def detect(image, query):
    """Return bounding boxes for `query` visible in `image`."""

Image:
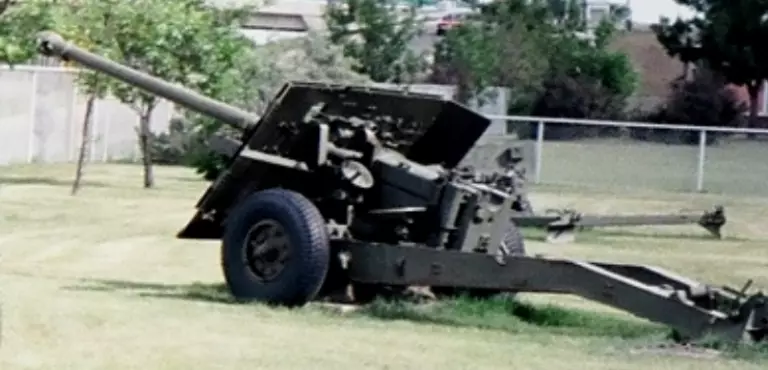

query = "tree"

[0,0,65,64]
[608,2,633,31]
[433,0,637,126]
[1,0,111,194]
[652,0,768,130]
[633,66,747,145]
[430,21,503,103]
[56,0,252,188]
[325,0,427,83]
[201,31,371,117]
[1,0,253,188]
[102,0,254,188]
[535,20,637,118]
[544,0,587,29]
[523,18,636,140]
[0,0,10,14]
[55,0,114,195]
[430,1,551,104]
[653,17,701,81]
[172,31,372,180]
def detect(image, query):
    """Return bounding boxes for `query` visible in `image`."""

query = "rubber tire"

[221,188,330,307]
[514,195,534,215]
[501,223,526,256]
[432,224,526,299]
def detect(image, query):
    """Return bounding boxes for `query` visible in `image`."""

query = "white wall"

[0,67,173,165]
[0,66,509,165]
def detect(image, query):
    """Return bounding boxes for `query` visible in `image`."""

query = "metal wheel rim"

[243,219,292,282]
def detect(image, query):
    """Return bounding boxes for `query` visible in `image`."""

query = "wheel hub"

[244,219,291,282]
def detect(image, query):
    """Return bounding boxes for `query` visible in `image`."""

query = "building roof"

[609,27,684,110]
[207,0,327,30]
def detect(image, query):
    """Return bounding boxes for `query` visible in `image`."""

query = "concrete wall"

[0,67,174,165]
[0,66,511,167]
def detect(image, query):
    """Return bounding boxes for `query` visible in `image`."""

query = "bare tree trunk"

[747,82,761,140]
[455,68,473,104]
[138,111,155,188]
[71,94,96,196]
[0,0,12,15]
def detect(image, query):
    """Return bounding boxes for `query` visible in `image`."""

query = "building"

[584,1,630,25]
[728,83,768,120]
[610,27,768,131]
[209,0,327,44]
[213,0,448,47]
[608,25,683,112]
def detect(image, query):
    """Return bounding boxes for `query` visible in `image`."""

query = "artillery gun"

[36,31,768,344]
[459,145,727,243]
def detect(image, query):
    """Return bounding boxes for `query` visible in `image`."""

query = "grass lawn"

[1,163,768,369]
[537,138,768,196]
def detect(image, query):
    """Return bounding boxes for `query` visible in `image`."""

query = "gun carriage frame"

[35,31,768,344]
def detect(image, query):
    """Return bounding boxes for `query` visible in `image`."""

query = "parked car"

[435,10,475,35]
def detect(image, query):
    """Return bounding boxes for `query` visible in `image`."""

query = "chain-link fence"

[500,116,768,196]
[4,66,768,197]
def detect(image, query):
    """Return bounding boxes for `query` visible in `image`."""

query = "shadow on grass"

[0,176,109,188]
[583,229,746,242]
[359,295,666,340]
[63,278,665,340]
[520,227,738,244]
[62,279,237,304]
[173,176,209,183]
[64,278,768,359]
[720,343,768,361]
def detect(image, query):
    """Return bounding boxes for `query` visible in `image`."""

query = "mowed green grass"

[538,138,768,196]
[1,163,768,369]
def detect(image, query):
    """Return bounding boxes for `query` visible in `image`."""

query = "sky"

[628,0,697,24]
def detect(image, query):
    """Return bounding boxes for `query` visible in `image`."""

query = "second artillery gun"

[459,145,726,243]
[36,31,768,344]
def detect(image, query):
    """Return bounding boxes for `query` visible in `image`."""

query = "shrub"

[631,67,747,145]
[149,117,230,180]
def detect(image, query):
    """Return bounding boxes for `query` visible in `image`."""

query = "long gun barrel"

[35,31,259,131]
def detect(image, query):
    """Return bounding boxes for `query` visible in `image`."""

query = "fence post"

[90,98,99,163]
[696,129,707,192]
[534,121,544,184]
[27,70,39,163]
[68,77,79,162]
[102,99,111,162]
